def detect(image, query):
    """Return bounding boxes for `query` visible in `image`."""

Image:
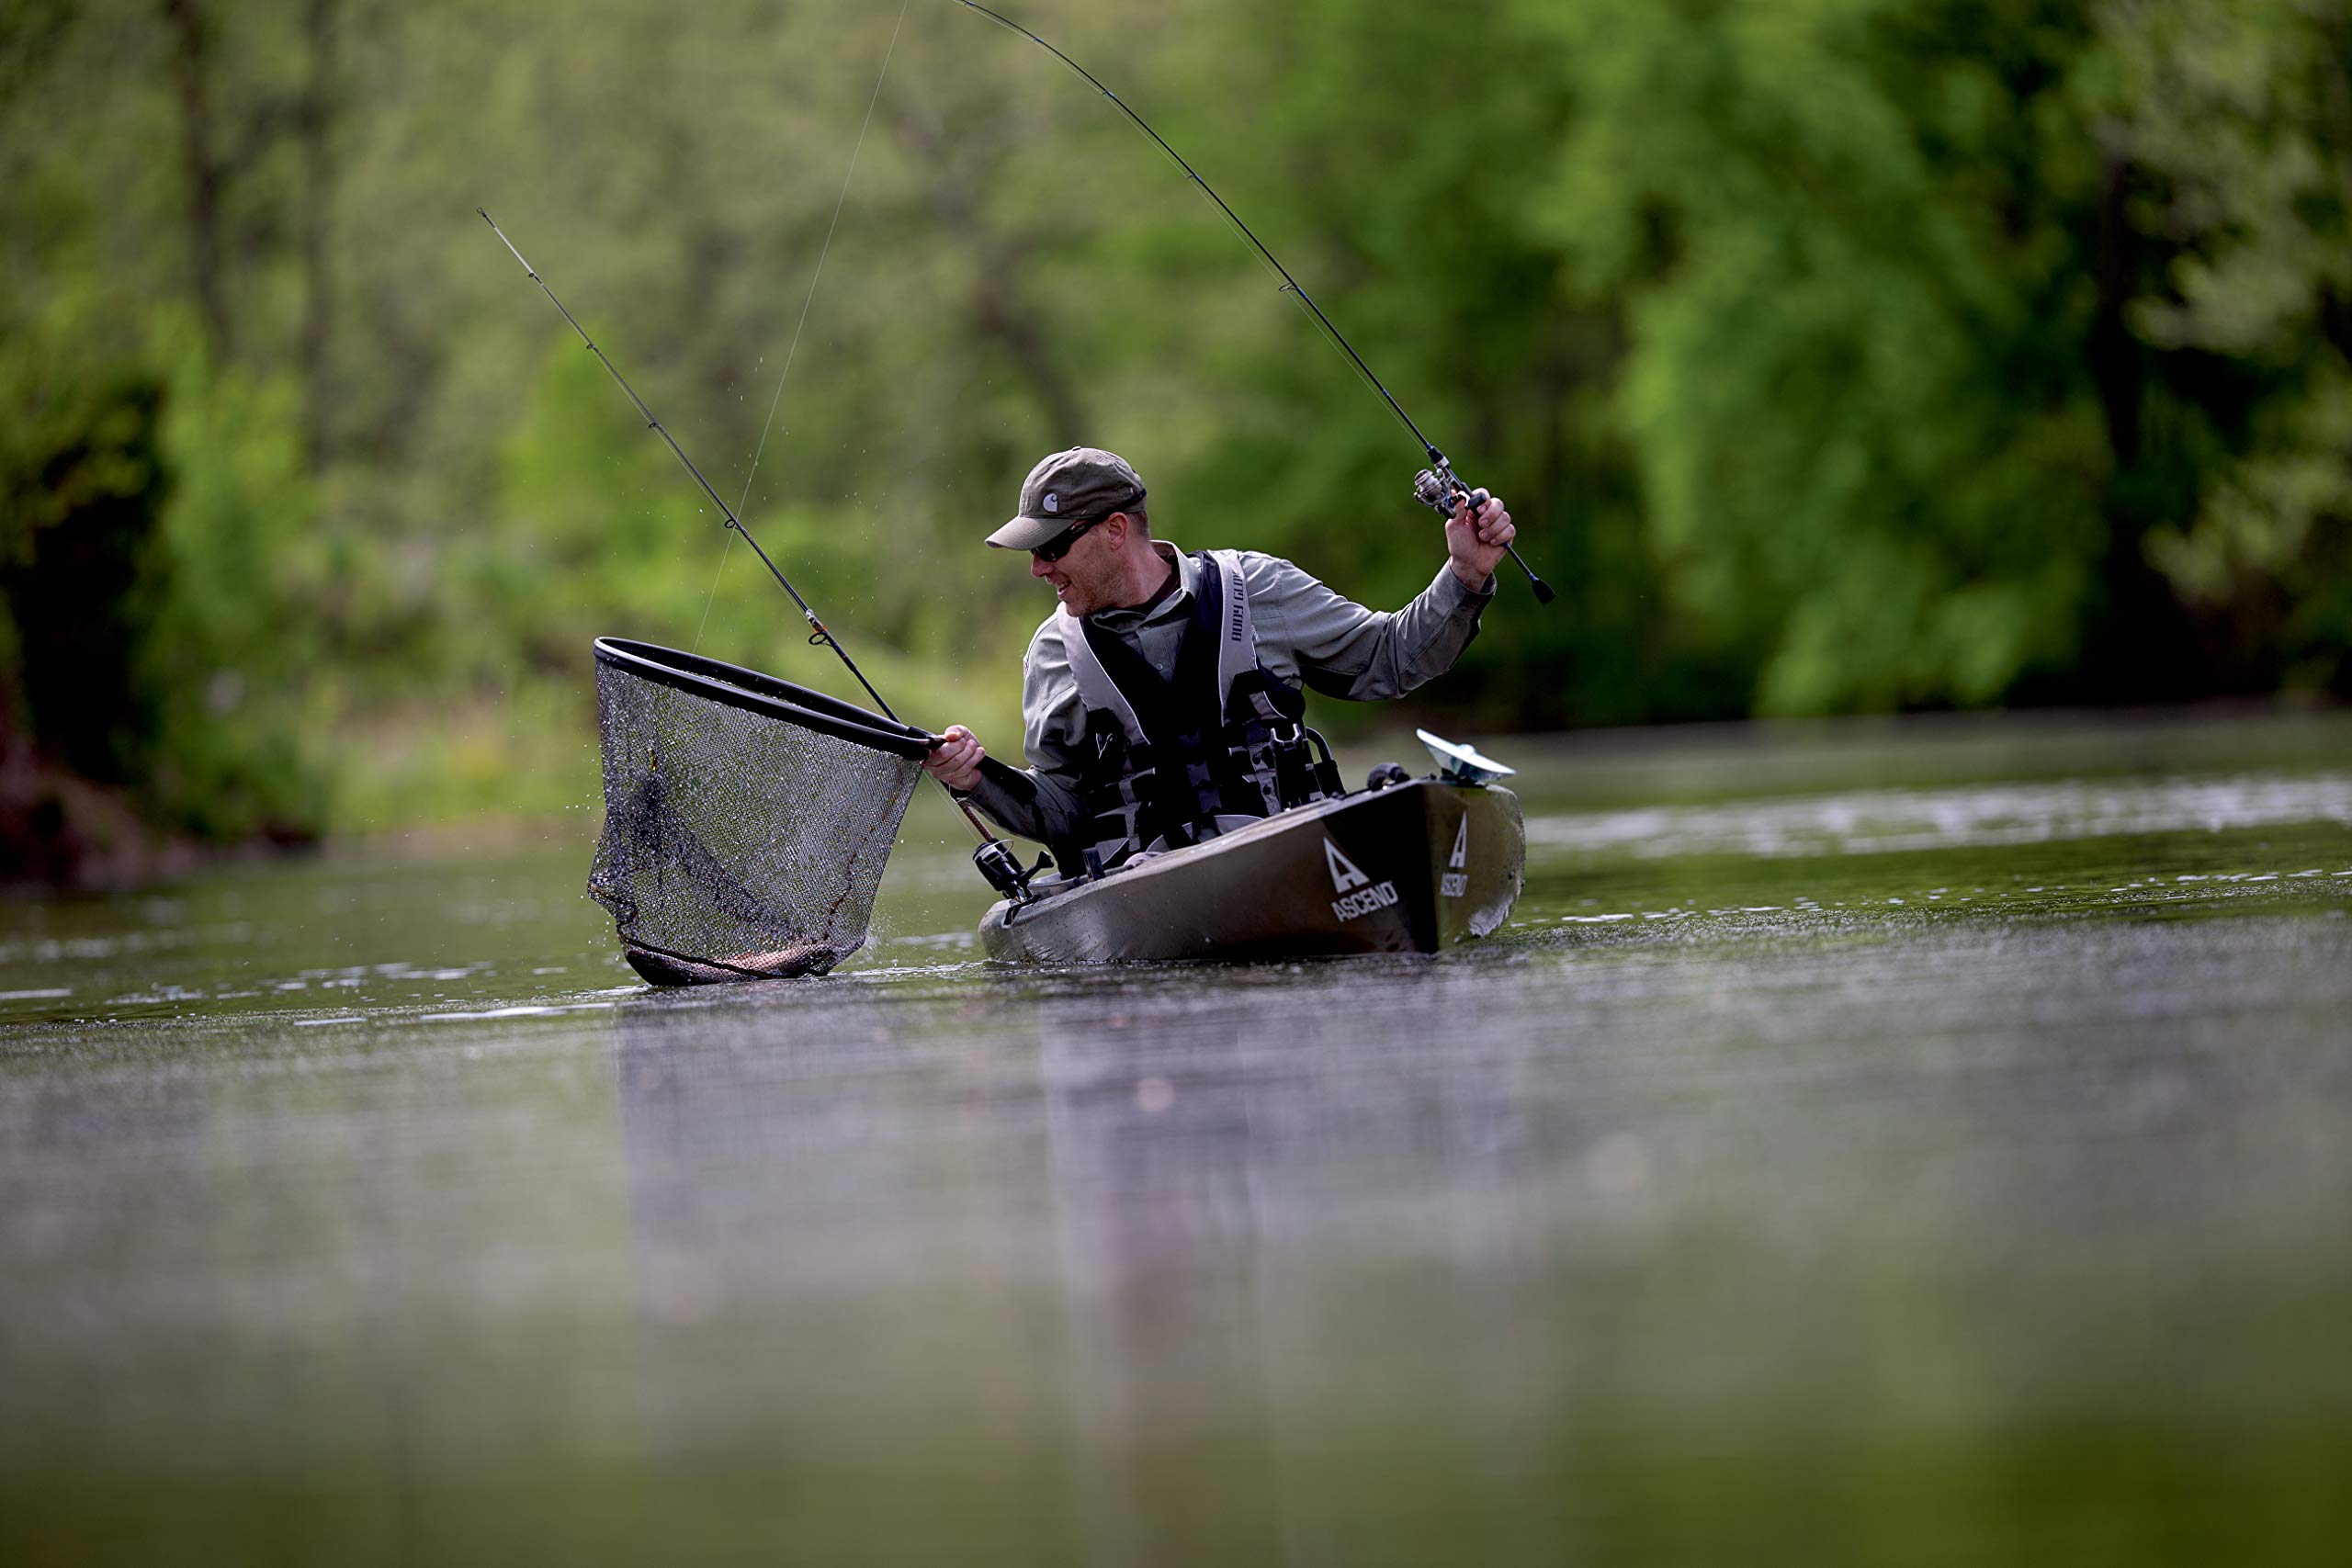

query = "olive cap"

[987,446,1148,550]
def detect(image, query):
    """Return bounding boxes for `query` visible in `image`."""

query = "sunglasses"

[1030,516,1102,563]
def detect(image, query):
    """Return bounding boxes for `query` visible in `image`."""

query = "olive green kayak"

[978,776,1524,964]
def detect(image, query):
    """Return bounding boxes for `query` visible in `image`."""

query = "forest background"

[3,0,2348,866]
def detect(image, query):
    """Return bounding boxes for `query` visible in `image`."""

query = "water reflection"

[603,962,1583,1558]
[2,710,2350,1562]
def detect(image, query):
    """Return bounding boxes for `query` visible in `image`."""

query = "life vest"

[1056,549,1343,875]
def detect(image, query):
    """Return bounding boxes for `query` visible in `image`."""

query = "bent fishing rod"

[476,208,1041,900]
[952,0,1553,604]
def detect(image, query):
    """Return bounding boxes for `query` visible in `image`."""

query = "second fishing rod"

[476,208,1041,902]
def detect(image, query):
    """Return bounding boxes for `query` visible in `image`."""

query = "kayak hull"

[978,778,1523,964]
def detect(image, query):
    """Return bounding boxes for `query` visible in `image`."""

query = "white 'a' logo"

[1450,817,1469,870]
[1324,838,1369,894]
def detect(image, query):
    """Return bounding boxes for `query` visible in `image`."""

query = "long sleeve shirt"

[962,538,1494,847]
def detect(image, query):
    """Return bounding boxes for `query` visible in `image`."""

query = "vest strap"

[1053,549,1336,876]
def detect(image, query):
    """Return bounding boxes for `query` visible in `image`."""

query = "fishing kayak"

[978,774,1524,964]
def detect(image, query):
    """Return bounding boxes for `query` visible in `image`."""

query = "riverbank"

[0,738,307,892]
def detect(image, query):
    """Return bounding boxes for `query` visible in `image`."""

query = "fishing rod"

[476,208,1042,901]
[952,0,1554,604]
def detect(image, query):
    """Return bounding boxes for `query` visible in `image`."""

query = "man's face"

[1030,514,1120,616]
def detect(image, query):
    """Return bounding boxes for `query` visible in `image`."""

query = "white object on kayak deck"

[1416,728,1516,785]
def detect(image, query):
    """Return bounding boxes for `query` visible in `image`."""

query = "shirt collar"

[1087,539,1194,627]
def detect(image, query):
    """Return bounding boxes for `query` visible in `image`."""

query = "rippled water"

[3,709,2349,1564]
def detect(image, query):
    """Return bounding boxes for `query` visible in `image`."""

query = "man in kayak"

[923,446,1516,878]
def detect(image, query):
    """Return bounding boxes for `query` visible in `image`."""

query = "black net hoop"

[587,637,929,985]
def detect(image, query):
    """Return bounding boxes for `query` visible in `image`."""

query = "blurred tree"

[1521,0,2133,715]
[298,0,339,466]
[0,312,170,780]
[2100,0,2352,693]
[134,315,331,840]
[1118,0,1691,730]
[161,0,235,363]
[5,0,2351,849]
[0,294,326,841]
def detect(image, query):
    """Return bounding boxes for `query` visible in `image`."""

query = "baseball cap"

[987,446,1148,550]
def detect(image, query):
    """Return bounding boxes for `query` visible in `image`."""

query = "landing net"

[587,637,928,985]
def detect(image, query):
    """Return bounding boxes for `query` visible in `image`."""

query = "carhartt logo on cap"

[986,446,1148,551]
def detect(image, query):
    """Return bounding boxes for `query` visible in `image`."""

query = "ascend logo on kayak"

[1324,838,1397,921]
[1324,839,1369,893]
[1441,817,1470,897]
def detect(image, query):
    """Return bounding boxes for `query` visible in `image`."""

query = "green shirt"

[965,539,1494,846]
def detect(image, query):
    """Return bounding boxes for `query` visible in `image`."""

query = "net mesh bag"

[587,637,928,985]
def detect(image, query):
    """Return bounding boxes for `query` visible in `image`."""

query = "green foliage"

[2102,0,2352,692]
[136,315,331,839]
[1523,0,2119,714]
[3,0,2350,844]
[0,293,171,773]
[0,292,329,840]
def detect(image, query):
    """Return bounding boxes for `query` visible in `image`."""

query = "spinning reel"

[1411,455,1555,604]
[1411,458,1487,525]
[973,836,1048,904]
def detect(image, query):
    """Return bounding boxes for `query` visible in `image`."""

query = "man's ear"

[1103,511,1132,547]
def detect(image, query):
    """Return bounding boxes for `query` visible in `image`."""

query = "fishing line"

[479,209,885,696]
[478,210,1036,898]
[695,0,913,653]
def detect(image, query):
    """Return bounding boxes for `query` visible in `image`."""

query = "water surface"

[4,709,2350,1564]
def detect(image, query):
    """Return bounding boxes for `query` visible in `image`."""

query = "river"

[4,707,2349,1563]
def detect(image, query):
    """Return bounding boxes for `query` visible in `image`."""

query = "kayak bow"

[979,777,1524,964]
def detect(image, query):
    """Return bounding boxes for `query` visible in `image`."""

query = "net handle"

[594,637,937,760]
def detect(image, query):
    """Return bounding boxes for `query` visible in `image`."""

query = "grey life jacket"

[1056,549,1343,875]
